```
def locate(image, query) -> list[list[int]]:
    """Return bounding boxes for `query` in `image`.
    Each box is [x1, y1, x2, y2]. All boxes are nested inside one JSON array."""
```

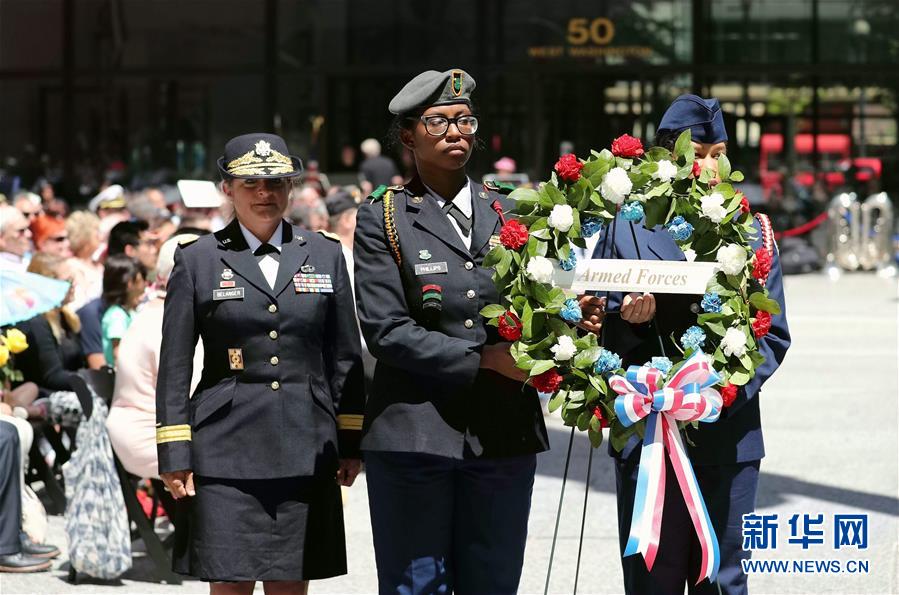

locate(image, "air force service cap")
[[388, 69, 476, 115], [657, 94, 728, 144]]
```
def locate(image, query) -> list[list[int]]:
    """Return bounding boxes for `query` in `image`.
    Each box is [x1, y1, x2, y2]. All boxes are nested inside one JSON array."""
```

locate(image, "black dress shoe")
[[21, 534, 60, 559], [0, 552, 52, 573]]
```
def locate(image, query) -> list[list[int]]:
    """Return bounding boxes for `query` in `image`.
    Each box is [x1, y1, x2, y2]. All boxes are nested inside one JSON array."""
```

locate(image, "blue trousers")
[[615, 454, 760, 595], [365, 451, 536, 595]]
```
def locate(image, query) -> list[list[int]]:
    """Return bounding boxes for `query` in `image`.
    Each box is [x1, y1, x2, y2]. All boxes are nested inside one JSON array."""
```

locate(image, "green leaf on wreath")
[[537, 186, 556, 209], [748, 292, 782, 315], [545, 183, 567, 206], [576, 410, 592, 431], [548, 390, 567, 413], [717, 154, 732, 181], [483, 246, 504, 268], [529, 359, 555, 376], [574, 346, 602, 369], [509, 187, 540, 204], [609, 421, 637, 452], [588, 427, 604, 448], [730, 171, 744, 182], [479, 304, 506, 318], [728, 369, 751, 386], [644, 196, 669, 228], [496, 250, 513, 278], [674, 129, 694, 163]]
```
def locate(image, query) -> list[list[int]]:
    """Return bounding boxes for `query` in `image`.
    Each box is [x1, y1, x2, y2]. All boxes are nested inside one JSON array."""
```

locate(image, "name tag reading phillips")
[[553, 259, 718, 295]]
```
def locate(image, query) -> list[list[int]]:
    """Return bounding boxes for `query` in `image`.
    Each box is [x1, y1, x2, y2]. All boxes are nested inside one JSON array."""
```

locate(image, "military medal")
[[418, 250, 432, 261], [220, 280, 236, 288], [228, 348, 244, 370], [301, 264, 315, 273], [294, 272, 333, 294], [222, 268, 234, 281]]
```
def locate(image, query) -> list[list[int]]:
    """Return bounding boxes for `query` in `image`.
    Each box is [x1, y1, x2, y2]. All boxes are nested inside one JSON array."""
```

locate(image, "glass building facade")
[[0, 0, 897, 201]]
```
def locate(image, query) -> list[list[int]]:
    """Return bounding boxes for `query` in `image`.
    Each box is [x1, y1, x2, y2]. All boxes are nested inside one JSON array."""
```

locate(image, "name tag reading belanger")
[[414, 261, 449, 275], [213, 287, 245, 301]]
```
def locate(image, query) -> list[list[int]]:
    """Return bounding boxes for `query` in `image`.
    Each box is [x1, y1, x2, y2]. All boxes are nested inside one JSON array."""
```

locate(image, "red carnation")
[[692, 161, 702, 178], [739, 195, 751, 215], [554, 154, 583, 183], [532, 368, 563, 394], [611, 134, 645, 159], [752, 247, 772, 281], [499, 220, 529, 250], [593, 406, 610, 428], [721, 383, 739, 407], [497, 311, 522, 341], [752, 310, 772, 339]]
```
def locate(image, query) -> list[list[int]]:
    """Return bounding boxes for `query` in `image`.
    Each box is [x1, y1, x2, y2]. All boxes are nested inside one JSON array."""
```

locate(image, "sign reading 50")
[[567, 17, 615, 46]]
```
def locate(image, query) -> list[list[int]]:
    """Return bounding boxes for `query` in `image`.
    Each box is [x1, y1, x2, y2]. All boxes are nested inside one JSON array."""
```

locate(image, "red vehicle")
[[759, 133, 881, 199]]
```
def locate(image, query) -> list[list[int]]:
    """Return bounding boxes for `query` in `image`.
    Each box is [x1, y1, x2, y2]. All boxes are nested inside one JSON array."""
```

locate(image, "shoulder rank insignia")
[[316, 230, 341, 242], [178, 235, 200, 248], [484, 179, 517, 194], [369, 184, 388, 202]]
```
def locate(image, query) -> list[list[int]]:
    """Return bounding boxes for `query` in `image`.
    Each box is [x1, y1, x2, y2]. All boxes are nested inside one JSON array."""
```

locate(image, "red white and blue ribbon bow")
[[610, 350, 724, 585]]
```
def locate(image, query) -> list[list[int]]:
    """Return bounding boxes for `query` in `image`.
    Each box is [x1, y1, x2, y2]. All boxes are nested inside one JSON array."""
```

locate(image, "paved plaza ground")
[[3, 272, 897, 595]]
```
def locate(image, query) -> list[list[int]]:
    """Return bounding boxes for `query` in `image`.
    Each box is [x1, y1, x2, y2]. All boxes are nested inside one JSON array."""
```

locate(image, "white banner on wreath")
[[553, 259, 718, 294]]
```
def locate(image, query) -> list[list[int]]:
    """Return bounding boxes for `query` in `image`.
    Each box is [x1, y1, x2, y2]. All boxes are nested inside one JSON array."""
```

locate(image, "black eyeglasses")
[[413, 115, 479, 137]]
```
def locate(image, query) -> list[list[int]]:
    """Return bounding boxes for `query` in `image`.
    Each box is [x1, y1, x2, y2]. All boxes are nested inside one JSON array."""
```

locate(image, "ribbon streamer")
[[610, 350, 723, 585]]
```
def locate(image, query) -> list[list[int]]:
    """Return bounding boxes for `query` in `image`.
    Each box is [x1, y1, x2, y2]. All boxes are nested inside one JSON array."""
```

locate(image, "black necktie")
[[254, 243, 280, 262], [442, 201, 472, 236]]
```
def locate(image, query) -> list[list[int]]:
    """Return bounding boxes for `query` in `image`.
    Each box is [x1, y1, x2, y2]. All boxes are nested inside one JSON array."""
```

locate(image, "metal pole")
[[544, 427, 576, 595]]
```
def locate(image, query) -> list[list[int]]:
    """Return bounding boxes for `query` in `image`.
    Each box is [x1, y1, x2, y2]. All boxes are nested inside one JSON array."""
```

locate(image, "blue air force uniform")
[[354, 69, 548, 595], [155, 133, 364, 582], [600, 96, 791, 595]]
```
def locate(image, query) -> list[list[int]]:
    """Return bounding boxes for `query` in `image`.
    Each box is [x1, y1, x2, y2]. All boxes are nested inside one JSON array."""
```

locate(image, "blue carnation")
[[680, 325, 706, 350], [559, 250, 577, 271], [580, 217, 603, 238], [594, 348, 622, 374], [666, 216, 694, 242], [650, 357, 673, 375], [701, 292, 722, 314], [560, 298, 582, 323], [621, 201, 644, 222]]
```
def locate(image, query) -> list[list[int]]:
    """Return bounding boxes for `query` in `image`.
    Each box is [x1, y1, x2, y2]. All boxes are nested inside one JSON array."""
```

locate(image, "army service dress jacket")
[[353, 178, 549, 460], [155, 218, 365, 480]]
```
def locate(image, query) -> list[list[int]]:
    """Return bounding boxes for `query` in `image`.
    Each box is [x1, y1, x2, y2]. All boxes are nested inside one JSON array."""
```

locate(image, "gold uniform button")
[[464, 319, 474, 329], [268, 304, 278, 313], [271, 381, 280, 390], [464, 261, 474, 270], [466, 290, 476, 299], [270, 356, 279, 366], [269, 330, 278, 340]]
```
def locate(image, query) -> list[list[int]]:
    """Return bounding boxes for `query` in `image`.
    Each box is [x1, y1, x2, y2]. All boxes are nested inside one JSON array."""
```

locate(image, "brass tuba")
[[825, 192, 895, 277]]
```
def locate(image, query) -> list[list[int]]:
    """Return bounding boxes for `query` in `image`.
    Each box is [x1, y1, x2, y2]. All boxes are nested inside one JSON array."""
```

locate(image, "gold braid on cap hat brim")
[[226, 148, 295, 177]]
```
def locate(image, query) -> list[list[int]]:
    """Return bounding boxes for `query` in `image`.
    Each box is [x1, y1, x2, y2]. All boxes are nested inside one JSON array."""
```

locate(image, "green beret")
[[388, 69, 476, 115]]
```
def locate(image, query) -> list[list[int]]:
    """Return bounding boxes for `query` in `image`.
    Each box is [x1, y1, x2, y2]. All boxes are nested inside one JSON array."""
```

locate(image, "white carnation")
[[683, 248, 697, 262], [547, 204, 574, 233], [653, 159, 677, 182], [600, 167, 633, 205], [700, 192, 727, 223], [716, 244, 748, 276], [550, 335, 577, 361], [721, 327, 748, 358], [525, 256, 555, 284]]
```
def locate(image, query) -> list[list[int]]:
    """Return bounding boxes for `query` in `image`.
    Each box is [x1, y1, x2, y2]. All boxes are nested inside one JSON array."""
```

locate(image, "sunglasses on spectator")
[[48, 235, 69, 243]]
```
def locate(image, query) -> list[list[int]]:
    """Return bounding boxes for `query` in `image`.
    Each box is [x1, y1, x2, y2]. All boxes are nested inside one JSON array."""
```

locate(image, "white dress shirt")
[[425, 181, 473, 250], [239, 220, 283, 289], [574, 233, 604, 263]]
